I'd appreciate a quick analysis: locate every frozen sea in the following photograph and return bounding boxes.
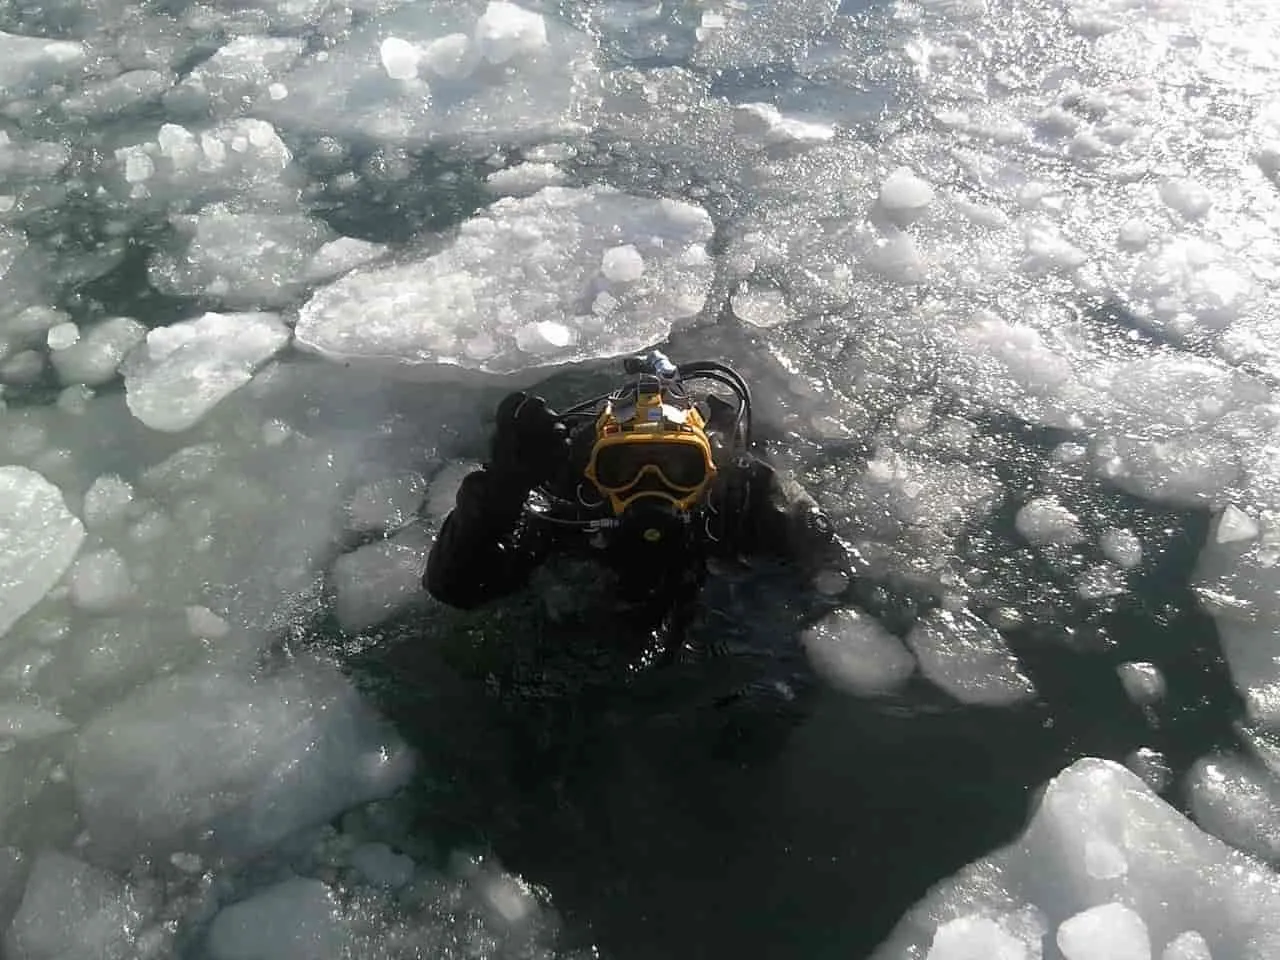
[3,0,1280,956]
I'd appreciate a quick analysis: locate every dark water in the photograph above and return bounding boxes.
[332,410,1244,960]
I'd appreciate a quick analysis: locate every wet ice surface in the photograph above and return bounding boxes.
[2,0,1280,955]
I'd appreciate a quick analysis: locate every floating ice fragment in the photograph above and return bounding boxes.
[1100,528,1143,569]
[70,657,415,863]
[206,878,351,960]
[866,233,926,283]
[379,37,420,80]
[905,609,1035,706]
[331,526,431,631]
[185,605,229,639]
[1215,505,1259,544]
[305,236,388,283]
[0,466,85,639]
[50,316,147,387]
[485,161,567,196]
[346,473,428,533]
[926,915,1030,959]
[5,852,143,960]
[68,548,133,613]
[420,33,473,79]
[601,244,645,282]
[295,186,714,381]
[730,285,793,329]
[801,607,916,696]
[1015,497,1085,545]
[732,103,835,148]
[1057,902,1151,960]
[873,759,1280,959]
[123,312,290,432]
[879,166,935,226]
[1162,931,1211,960]
[349,842,415,888]
[1159,179,1212,220]
[474,1,548,64]
[46,322,79,350]
[0,702,74,741]
[1118,661,1166,707]
[1084,839,1129,879]
[0,32,86,100]
[1119,219,1152,250]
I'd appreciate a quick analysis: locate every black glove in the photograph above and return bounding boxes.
[488,391,568,492]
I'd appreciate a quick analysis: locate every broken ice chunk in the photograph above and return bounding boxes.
[295,186,714,381]
[380,37,421,80]
[878,166,935,227]
[484,161,566,197]
[69,657,415,863]
[871,758,1280,960]
[0,466,85,639]
[68,548,134,613]
[730,285,793,329]
[1015,497,1085,545]
[1118,661,1166,707]
[1159,179,1212,220]
[331,526,431,631]
[50,316,147,387]
[1057,902,1151,960]
[926,915,1031,959]
[801,607,916,696]
[346,473,428,533]
[46,321,79,350]
[5,852,143,960]
[474,1,549,65]
[205,878,351,960]
[122,312,290,432]
[1162,931,1211,960]
[168,36,305,118]
[1215,505,1259,544]
[149,206,335,307]
[81,475,134,530]
[1100,528,1143,569]
[0,32,86,102]
[253,0,600,150]
[732,103,835,148]
[905,609,1035,706]
[0,702,74,741]
[601,244,645,283]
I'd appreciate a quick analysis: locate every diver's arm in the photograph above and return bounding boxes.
[424,469,536,610]
[733,457,919,629]
[735,458,852,587]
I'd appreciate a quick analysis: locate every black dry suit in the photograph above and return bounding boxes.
[424,359,862,656]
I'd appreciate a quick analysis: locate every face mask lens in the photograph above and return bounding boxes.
[595,444,650,489]
[656,444,707,487]
[595,441,707,491]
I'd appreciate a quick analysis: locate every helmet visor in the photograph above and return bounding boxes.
[593,439,709,492]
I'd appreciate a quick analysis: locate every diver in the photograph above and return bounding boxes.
[424,351,882,662]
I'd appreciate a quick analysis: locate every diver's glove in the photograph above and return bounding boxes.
[488,391,568,495]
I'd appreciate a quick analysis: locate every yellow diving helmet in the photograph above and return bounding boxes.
[584,373,718,516]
